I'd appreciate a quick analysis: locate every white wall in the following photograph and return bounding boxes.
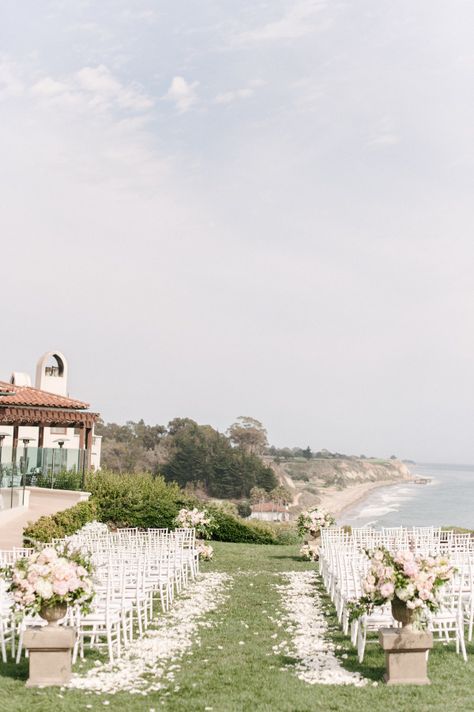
[249,511,290,522]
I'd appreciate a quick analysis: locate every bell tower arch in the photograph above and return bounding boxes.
[35,351,69,396]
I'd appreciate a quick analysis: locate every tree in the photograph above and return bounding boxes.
[302,446,312,460]
[249,486,268,504]
[237,501,252,518]
[227,417,268,455]
[269,485,292,505]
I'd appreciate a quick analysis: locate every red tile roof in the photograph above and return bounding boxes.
[0,381,89,409]
[251,502,288,513]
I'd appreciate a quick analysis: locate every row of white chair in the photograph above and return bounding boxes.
[1,527,200,664]
[319,527,473,663]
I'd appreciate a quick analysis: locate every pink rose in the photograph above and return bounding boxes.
[27,571,39,585]
[53,580,69,596]
[403,561,419,577]
[379,582,395,598]
[67,577,80,592]
[42,547,58,563]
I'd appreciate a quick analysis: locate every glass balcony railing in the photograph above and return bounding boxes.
[0,446,88,511]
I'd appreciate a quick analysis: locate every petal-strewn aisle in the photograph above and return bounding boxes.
[274,571,366,686]
[70,572,231,695]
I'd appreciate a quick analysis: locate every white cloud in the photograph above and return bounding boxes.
[367,117,401,148]
[215,88,253,104]
[76,65,153,111]
[215,79,265,105]
[0,59,24,98]
[238,0,328,43]
[368,133,400,147]
[119,8,158,24]
[31,77,68,97]
[164,76,198,113]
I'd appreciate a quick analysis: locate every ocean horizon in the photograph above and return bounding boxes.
[341,462,474,529]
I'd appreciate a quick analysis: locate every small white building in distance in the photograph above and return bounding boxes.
[0,351,101,472]
[249,503,290,523]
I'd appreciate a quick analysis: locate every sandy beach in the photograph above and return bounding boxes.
[316,479,408,521]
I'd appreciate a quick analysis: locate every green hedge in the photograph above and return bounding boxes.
[208,506,300,545]
[22,470,300,546]
[32,470,84,491]
[85,471,189,529]
[23,500,98,544]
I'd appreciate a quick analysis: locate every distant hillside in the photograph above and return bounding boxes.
[263,456,412,512]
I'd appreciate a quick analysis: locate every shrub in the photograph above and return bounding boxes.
[207,505,299,545]
[85,470,190,529]
[209,507,275,544]
[24,500,98,544]
[32,470,84,491]
[23,470,299,546]
[269,523,301,545]
[237,501,252,518]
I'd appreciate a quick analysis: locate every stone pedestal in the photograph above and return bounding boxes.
[379,627,433,686]
[305,533,321,560]
[24,626,75,687]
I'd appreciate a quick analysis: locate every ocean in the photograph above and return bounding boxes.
[341,463,474,529]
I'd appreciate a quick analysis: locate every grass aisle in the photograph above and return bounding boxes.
[2,543,474,711]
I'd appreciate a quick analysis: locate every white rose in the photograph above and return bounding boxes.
[395,587,409,602]
[35,578,54,600]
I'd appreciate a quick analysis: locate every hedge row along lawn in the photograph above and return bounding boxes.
[2,543,474,711]
[23,471,300,545]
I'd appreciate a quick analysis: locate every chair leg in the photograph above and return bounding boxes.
[357,623,366,664]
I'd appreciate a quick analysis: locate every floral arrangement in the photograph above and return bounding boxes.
[77,521,109,535]
[1,544,94,617]
[196,542,214,561]
[299,544,317,561]
[297,507,335,537]
[349,548,455,626]
[174,507,216,539]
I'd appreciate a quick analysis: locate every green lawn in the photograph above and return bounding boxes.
[1,542,474,711]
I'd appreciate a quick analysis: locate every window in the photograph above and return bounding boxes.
[51,427,67,435]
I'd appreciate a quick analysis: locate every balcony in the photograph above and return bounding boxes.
[0,446,88,512]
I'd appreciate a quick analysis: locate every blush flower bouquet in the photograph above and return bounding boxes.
[350,547,455,626]
[174,507,216,539]
[1,545,94,618]
[297,507,335,537]
[299,544,317,561]
[196,541,214,561]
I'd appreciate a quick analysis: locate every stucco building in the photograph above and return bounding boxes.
[249,502,290,523]
[0,350,101,481]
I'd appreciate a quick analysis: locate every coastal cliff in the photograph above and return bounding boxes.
[265,456,412,516]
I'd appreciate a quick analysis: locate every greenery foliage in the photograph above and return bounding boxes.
[31,470,85,491]
[226,416,268,455]
[162,420,277,498]
[23,470,298,547]
[23,500,98,544]
[85,471,187,529]
[96,416,277,500]
[208,505,300,545]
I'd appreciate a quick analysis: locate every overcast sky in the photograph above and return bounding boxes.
[1,1,473,462]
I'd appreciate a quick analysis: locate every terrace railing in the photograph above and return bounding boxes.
[0,447,88,511]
